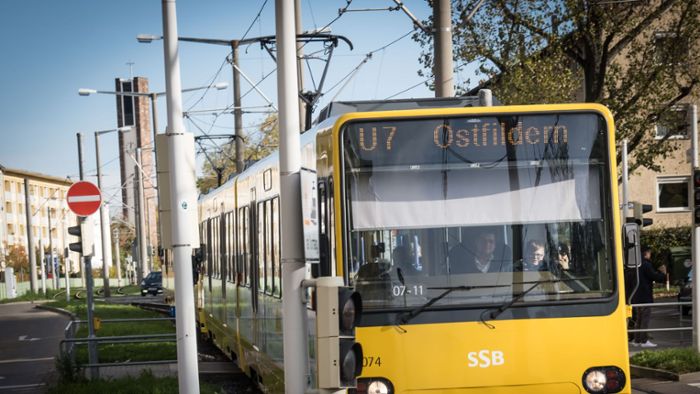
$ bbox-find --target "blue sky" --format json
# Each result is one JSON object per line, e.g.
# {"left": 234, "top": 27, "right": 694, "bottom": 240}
{"left": 0, "top": 0, "right": 476, "bottom": 211}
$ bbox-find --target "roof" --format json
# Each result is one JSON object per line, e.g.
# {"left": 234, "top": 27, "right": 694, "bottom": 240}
{"left": 0, "top": 166, "right": 73, "bottom": 186}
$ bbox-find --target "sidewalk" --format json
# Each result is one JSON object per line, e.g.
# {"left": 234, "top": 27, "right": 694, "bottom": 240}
{"left": 633, "top": 378, "right": 700, "bottom": 393}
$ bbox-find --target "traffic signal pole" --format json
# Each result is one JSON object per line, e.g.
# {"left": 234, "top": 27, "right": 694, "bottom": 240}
{"left": 690, "top": 104, "right": 699, "bottom": 352}
{"left": 160, "top": 1, "right": 200, "bottom": 392}
{"left": 276, "top": 1, "right": 308, "bottom": 392}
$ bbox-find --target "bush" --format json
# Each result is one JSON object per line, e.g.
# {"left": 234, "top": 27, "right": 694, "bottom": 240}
{"left": 641, "top": 226, "right": 691, "bottom": 266}
{"left": 631, "top": 348, "right": 700, "bottom": 374}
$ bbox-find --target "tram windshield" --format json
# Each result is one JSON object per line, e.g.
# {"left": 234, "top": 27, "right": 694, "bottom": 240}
{"left": 341, "top": 112, "right": 616, "bottom": 311}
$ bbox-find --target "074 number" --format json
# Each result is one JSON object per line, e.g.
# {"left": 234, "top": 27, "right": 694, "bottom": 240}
{"left": 363, "top": 356, "right": 382, "bottom": 367}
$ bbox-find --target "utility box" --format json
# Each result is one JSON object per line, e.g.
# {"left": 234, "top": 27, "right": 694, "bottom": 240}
{"left": 4, "top": 267, "right": 17, "bottom": 299}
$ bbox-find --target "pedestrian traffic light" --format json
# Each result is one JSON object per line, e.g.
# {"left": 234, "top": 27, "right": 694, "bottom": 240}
{"left": 694, "top": 169, "right": 700, "bottom": 225}
{"left": 315, "top": 277, "right": 363, "bottom": 389}
{"left": 68, "top": 219, "right": 94, "bottom": 256}
{"left": 631, "top": 201, "right": 653, "bottom": 228}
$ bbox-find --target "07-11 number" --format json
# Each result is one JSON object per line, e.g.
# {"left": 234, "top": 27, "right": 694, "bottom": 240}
{"left": 363, "top": 356, "right": 382, "bottom": 367}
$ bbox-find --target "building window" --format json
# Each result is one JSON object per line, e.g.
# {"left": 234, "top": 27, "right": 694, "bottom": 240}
{"left": 5, "top": 202, "right": 11, "bottom": 213}
{"left": 655, "top": 105, "right": 689, "bottom": 140}
{"left": 657, "top": 176, "right": 690, "bottom": 212}
{"left": 4, "top": 181, "right": 10, "bottom": 192}
{"left": 654, "top": 32, "right": 687, "bottom": 66}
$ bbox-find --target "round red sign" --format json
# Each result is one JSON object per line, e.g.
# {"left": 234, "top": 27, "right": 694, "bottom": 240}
{"left": 67, "top": 181, "right": 102, "bottom": 217}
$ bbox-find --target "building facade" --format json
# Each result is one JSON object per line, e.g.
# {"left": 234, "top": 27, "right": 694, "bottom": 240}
{"left": 0, "top": 166, "right": 79, "bottom": 274}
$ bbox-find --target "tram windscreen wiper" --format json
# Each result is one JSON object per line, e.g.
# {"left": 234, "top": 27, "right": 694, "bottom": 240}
{"left": 487, "top": 277, "right": 586, "bottom": 321}
{"left": 396, "top": 284, "right": 509, "bottom": 326}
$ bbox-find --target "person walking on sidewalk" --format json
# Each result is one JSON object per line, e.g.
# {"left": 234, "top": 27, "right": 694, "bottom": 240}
{"left": 629, "top": 247, "right": 667, "bottom": 348}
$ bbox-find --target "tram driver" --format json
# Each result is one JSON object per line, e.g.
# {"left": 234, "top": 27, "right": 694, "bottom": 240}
{"left": 448, "top": 227, "right": 512, "bottom": 274}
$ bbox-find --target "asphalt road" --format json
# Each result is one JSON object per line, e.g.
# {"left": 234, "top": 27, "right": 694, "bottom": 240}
{"left": 0, "top": 302, "right": 70, "bottom": 393}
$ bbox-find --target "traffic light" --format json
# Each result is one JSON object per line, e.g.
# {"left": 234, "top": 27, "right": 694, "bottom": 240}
{"left": 631, "top": 201, "right": 653, "bottom": 228}
{"left": 68, "top": 218, "right": 94, "bottom": 256}
{"left": 315, "top": 277, "right": 363, "bottom": 389}
{"left": 694, "top": 169, "right": 700, "bottom": 225}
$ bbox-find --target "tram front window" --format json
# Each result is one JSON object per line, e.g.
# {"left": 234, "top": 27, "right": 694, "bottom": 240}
{"left": 341, "top": 112, "right": 615, "bottom": 311}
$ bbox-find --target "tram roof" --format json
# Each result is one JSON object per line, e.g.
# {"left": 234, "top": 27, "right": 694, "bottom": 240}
{"left": 315, "top": 94, "right": 499, "bottom": 124}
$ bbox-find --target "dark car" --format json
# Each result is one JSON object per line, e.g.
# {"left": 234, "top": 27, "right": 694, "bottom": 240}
{"left": 678, "top": 268, "right": 692, "bottom": 315}
{"left": 141, "top": 271, "right": 163, "bottom": 296}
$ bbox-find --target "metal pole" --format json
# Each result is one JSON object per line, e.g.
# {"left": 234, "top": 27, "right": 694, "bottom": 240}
{"left": 161, "top": 0, "right": 200, "bottom": 391}
{"left": 24, "top": 179, "right": 37, "bottom": 294}
{"left": 113, "top": 228, "right": 122, "bottom": 287}
{"left": 65, "top": 221, "right": 70, "bottom": 302}
{"left": 48, "top": 205, "right": 57, "bottom": 290}
{"left": 434, "top": 0, "right": 454, "bottom": 97}
{"left": 276, "top": 1, "right": 307, "bottom": 392}
{"left": 39, "top": 238, "right": 46, "bottom": 294}
{"left": 136, "top": 149, "right": 149, "bottom": 279}
{"left": 690, "top": 104, "right": 699, "bottom": 352}
{"left": 622, "top": 139, "right": 629, "bottom": 221}
{"left": 84, "top": 230, "right": 99, "bottom": 379}
{"left": 232, "top": 42, "right": 245, "bottom": 174}
{"left": 95, "top": 132, "right": 112, "bottom": 297}
{"left": 76, "top": 133, "right": 86, "bottom": 289}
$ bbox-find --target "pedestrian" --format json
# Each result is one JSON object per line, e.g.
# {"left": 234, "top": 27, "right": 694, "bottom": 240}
{"left": 629, "top": 247, "right": 667, "bottom": 348}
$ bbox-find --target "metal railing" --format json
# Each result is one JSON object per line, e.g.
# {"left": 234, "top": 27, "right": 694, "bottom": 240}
{"left": 628, "top": 301, "right": 693, "bottom": 334}
{"left": 60, "top": 317, "right": 177, "bottom": 374}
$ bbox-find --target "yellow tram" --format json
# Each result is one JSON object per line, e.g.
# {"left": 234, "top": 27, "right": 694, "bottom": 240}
{"left": 197, "top": 100, "right": 630, "bottom": 393}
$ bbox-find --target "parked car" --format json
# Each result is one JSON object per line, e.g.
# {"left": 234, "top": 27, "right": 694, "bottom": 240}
{"left": 140, "top": 271, "right": 163, "bottom": 296}
{"left": 678, "top": 268, "right": 692, "bottom": 316}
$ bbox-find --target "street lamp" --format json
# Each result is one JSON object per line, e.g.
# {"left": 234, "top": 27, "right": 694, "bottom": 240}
{"left": 94, "top": 126, "right": 132, "bottom": 297}
{"left": 79, "top": 81, "right": 228, "bottom": 137}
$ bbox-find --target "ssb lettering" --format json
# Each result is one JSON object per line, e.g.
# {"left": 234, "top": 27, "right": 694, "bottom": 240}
{"left": 467, "top": 350, "right": 505, "bottom": 368}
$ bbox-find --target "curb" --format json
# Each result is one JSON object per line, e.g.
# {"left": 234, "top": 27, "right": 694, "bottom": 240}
{"left": 35, "top": 304, "right": 78, "bottom": 320}
{"left": 631, "top": 364, "right": 700, "bottom": 384}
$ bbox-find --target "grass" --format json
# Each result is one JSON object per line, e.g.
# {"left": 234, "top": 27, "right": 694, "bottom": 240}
{"left": 631, "top": 348, "right": 700, "bottom": 374}
{"left": 48, "top": 370, "right": 222, "bottom": 394}
{"left": 47, "top": 300, "right": 177, "bottom": 364}
{"left": 0, "top": 288, "right": 68, "bottom": 304}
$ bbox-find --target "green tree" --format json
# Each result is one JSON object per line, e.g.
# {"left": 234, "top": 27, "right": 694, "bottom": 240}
{"left": 414, "top": 0, "right": 700, "bottom": 173}
{"left": 197, "top": 113, "right": 279, "bottom": 193}
{"left": 5, "top": 244, "right": 29, "bottom": 281}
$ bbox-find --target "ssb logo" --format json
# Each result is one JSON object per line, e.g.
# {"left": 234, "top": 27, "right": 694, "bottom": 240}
{"left": 467, "top": 350, "right": 505, "bottom": 368}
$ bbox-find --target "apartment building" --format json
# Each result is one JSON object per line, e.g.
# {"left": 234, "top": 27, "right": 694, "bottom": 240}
{"left": 0, "top": 165, "right": 80, "bottom": 274}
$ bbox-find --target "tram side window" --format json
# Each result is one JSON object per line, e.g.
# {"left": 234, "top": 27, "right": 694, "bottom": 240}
{"left": 272, "top": 197, "right": 281, "bottom": 297}
{"left": 257, "top": 201, "right": 266, "bottom": 294}
{"left": 227, "top": 212, "right": 235, "bottom": 283}
{"left": 265, "top": 199, "right": 273, "bottom": 295}
{"left": 220, "top": 214, "right": 227, "bottom": 285}
{"left": 240, "top": 207, "right": 250, "bottom": 287}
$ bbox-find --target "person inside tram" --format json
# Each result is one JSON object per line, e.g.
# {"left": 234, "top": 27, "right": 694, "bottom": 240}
{"left": 516, "top": 239, "right": 562, "bottom": 274}
{"left": 448, "top": 228, "right": 512, "bottom": 274}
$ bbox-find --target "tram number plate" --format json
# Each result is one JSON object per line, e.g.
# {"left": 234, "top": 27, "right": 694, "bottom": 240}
{"left": 363, "top": 356, "right": 382, "bottom": 368}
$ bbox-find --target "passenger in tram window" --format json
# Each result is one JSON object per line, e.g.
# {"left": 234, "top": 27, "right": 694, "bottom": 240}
{"left": 516, "top": 240, "right": 561, "bottom": 273}
{"left": 557, "top": 243, "right": 572, "bottom": 271}
{"left": 392, "top": 243, "right": 422, "bottom": 276}
{"left": 448, "top": 228, "right": 512, "bottom": 274}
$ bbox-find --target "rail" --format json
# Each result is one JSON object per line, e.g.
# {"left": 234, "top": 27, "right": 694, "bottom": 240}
{"left": 60, "top": 316, "right": 177, "bottom": 376}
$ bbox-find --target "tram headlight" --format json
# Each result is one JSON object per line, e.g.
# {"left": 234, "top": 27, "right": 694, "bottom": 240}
{"left": 582, "top": 366, "right": 626, "bottom": 393}
{"left": 356, "top": 377, "right": 394, "bottom": 394}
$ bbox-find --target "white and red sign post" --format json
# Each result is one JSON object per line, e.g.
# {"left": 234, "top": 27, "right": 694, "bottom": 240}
{"left": 67, "top": 181, "right": 102, "bottom": 217}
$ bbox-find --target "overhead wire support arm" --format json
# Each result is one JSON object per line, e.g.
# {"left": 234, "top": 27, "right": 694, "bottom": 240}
{"left": 391, "top": 0, "right": 430, "bottom": 34}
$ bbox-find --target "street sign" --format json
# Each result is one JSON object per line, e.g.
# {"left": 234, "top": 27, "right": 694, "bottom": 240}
{"left": 67, "top": 181, "right": 102, "bottom": 217}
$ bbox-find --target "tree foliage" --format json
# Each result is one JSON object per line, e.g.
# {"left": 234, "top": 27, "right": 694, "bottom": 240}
{"left": 414, "top": 0, "right": 700, "bottom": 174}
{"left": 4, "top": 244, "right": 29, "bottom": 276}
{"left": 197, "top": 113, "right": 279, "bottom": 194}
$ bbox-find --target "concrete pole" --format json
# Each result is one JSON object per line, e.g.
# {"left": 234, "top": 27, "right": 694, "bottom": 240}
{"left": 24, "top": 179, "right": 37, "bottom": 293}
{"left": 39, "top": 238, "right": 46, "bottom": 294}
{"left": 76, "top": 133, "right": 86, "bottom": 288}
{"left": 689, "top": 104, "right": 699, "bottom": 352}
{"left": 276, "top": 1, "right": 308, "bottom": 392}
{"left": 113, "top": 228, "right": 122, "bottom": 287}
{"left": 95, "top": 132, "right": 112, "bottom": 297}
{"left": 232, "top": 42, "right": 245, "bottom": 174}
{"left": 161, "top": 0, "right": 200, "bottom": 391}
{"left": 135, "top": 149, "right": 149, "bottom": 280}
{"left": 295, "top": 0, "right": 307, "bottom": 131}
{"left": 434, "top": 0, "right": 454, "bottom": 97}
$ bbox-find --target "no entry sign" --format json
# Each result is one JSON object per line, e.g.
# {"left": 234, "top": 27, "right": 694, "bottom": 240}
{"left": 67, "top": 181, "right": 102, "bottom": 217}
